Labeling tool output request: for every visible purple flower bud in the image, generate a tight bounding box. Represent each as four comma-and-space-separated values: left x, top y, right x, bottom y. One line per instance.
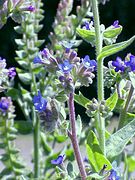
108, 169, 120, 180
59, 76, 66, 82
33, 56, 42, 64
125, 54, 135, 72
40, 48, 50, 59
82, 55, 97, 71
51, 155, 64, 165
58, 60, 73, 74
27, 5, 35, 12
65, 48, 70, 53
112, 57, 126, 72
33, 91, 47, 112
8, 67, 16, 78
112, 20, 120, 28
69, 51, 77, 60
0, 97, 10, 113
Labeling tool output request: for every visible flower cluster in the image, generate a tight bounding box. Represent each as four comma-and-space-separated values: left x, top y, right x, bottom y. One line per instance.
33, 48, 97, 92
111, 54, 135, 73
33, 91, 47, 112
33, 91, 59, 132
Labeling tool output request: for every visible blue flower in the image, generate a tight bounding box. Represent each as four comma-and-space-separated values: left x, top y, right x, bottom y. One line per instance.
8, 67, 16, 78
33, 91, 47, 112
112, 20, 120, 28
112, 57, 126, 72
33, 56, 42, 64
83, 21, 94, 30
82, 55, 97, 71
58, 60, 73, 74
125, 54, 135, 72
0, 97, 10, 113
108, 169, 120, 180
51, 155, 64, 165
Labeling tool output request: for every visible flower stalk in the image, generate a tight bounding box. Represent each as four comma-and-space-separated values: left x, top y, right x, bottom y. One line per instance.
68, 92, 87, 180
91, 0, 106, 155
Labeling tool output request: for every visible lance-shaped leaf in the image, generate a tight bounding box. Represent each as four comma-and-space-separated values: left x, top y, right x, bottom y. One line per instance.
106, 118, 135, 160
103, 26, 122, 38
86, 131, 112, 172
76, 28, 95, 45
97, 35, 135, 60
74, 91, 91, 108
105, 91, 118, 111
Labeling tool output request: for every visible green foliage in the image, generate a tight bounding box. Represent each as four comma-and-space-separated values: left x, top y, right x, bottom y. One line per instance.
74, 92, 91, 108
106, 118, 135, 160
106, 91, 118, 111
86, 131, 112, 172
97, 35, 135, 60
76, 28, 95, 46
0, 115, 26, 179
103, 26, 122, 39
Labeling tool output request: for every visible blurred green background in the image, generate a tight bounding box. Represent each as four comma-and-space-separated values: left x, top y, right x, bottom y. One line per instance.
0, 0, 135, 121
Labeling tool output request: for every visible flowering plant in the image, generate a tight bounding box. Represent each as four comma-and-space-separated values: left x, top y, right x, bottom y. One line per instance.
0, 0, 135, 179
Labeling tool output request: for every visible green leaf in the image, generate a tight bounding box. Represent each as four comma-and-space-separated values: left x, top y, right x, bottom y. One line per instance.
76, 28, 95, 45
6, 88, 19, 100
97, 35, 135, 60
127, 156, 135, 172
106, 118, 135, 159
74, 92, 91, 108
14, 121, 32, 134
106, 91, 118, 111
67, 162, 74, 177
12, 159, 25, 169
103, 26, 122, 38
0, 168, 11, 178
86, 131, 112, 172
40, 132, 52, 155
129, 72, 135, 89
16, 50, 27, 59
18, 72, 32, 85
54, 134, 68, 143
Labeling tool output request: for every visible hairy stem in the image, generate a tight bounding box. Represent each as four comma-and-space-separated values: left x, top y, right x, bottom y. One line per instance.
91, 0, 105, 155
68, 93, 87, 180
118, 84, 134, 129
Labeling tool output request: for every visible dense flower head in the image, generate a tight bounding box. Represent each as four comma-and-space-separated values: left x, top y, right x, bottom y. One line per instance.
58, 60, 73, 74
125, 54, 135, 72
112, 20, 120, 28
112, 57, 126, 72
108, 169, 120, 180
51, 155, 65, 165
82, 55, 97, 71
8, 67, 16, 78
33, 91, 47, 112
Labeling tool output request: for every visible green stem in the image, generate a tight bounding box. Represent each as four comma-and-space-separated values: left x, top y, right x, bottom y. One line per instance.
118, 84, 134, 129
91, 0, 105, 155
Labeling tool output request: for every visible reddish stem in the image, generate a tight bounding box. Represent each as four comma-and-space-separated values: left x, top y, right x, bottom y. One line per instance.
68, 93, 87, 180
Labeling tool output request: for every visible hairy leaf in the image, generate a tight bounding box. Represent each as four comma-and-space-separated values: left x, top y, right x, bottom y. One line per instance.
106, 118, 135, 159
74, 92, 91, 108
